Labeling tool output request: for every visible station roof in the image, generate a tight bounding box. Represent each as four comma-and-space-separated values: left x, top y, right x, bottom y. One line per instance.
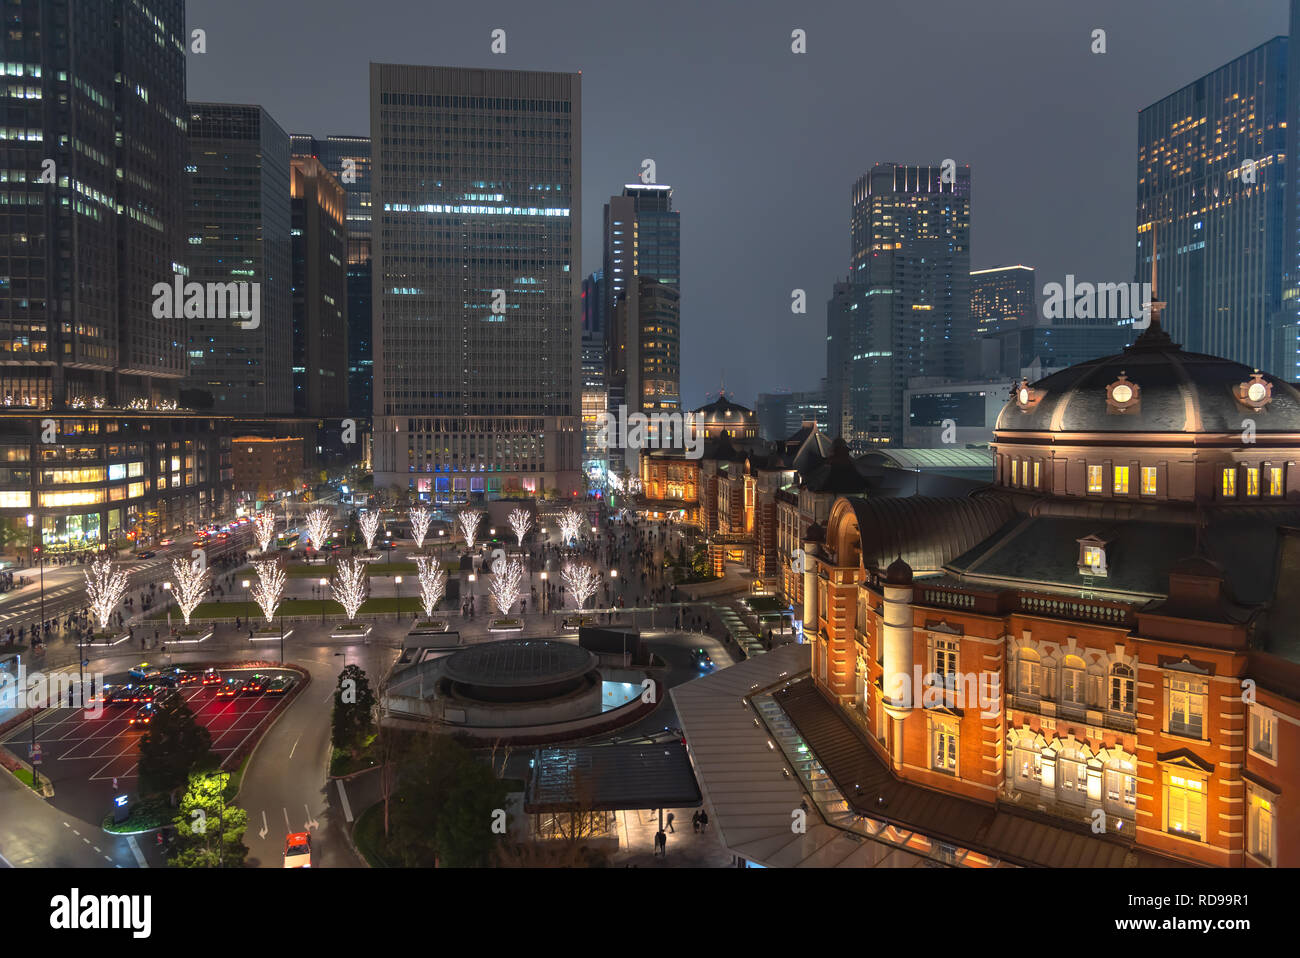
524, 743, 701, 812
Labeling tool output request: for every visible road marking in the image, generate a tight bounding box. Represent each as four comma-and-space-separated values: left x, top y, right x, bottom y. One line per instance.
126, 836, 148, 868
289, 735, 299, 759
336, 778, 354, 822
283, 807, 291, 831
71, 829, 79, 836
93, 846, 100, 853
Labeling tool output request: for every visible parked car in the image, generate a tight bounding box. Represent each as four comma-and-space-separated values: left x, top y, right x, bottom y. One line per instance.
201, 668, 223, 687
264, 676, 296, 695
215, 679, 244, 699
129, 703, 157, 726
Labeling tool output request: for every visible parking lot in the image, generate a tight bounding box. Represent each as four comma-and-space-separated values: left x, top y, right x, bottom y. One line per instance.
0, 667, 298, 784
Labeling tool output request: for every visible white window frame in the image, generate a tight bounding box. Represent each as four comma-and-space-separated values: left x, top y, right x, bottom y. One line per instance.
1246, 783, 1276, 865
1167, 676, 1206, 740
931, 719, 958, 776
1165, 771, 1206, 841
1249, 705, 1277, 764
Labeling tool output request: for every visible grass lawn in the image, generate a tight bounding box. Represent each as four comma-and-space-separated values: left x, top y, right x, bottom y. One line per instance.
148, 596, 427, 620
352, 801, 396, 868
10, 767, 41, 791
744, 595, 790, 614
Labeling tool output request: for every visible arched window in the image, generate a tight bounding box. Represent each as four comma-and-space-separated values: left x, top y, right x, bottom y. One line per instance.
1017, 648, 1040, 697
1062, 655, 1086, 707
1110, 663, 1135, 714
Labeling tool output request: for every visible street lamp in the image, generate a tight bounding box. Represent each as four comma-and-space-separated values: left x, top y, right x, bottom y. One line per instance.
26, 514, 44, 652
394, 575, 402, 621
540, 570, 547, 614
319, 577, 328, 624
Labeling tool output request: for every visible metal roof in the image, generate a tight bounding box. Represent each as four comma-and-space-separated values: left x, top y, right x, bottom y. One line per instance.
858, 447, 996, 472
525, 743, 701, 812
671, 645, 927, 868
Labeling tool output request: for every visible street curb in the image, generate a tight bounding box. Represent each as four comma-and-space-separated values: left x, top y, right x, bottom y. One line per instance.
228, 663, 312, 801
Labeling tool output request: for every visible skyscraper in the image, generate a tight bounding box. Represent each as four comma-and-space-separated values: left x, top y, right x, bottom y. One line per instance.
602, 184, 681, 468
290, 157, 349, 418
0, 0, 189, 408
839, 163, 972, 447
581, 271, 607, 470
0, 0, 233, 548
369, 64, 582, 501
1137, 37, 1287, 371
183, 103, 293, 415
291, 134, 373, 420
971, 265, 1037, 378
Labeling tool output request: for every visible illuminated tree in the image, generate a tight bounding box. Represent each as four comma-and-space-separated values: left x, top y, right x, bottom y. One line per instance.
488, 556, 525, 617
252, 512, 276, 553
606, 472, 623, 494
561, 561, 601, 612
332, 557, 368, 622
415, 555, 446, 619
409, 507, 432, 551
457, 509, 483, 552
359, 510, 381, 551
249, 559, 286, 626
85, 558, 129, 632
557, 508, 583, 546
305, 507, 333, 553
170, 556, 211, 627
507, 508, 533, 548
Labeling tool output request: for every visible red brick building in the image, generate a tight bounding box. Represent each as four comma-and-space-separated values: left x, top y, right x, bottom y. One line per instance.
799, 320, 1300, 866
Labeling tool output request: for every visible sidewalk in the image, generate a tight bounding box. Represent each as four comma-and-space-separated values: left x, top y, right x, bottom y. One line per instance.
610, 807, 734, 867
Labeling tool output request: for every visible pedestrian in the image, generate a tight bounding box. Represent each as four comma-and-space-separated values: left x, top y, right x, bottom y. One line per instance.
700, 810, 709, 831
654, 829, 666, 857
666, 812, 674, 833
692, 810, 701, 833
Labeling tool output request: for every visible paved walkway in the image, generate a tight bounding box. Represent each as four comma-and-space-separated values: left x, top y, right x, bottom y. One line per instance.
610, 807, 737, 868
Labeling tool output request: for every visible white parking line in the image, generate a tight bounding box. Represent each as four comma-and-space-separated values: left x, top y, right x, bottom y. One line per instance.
336, 779, 354, 823
126, 836, 148, 868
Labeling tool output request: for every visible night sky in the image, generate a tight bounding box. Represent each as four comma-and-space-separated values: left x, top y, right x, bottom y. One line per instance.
187, 0, 1284, 410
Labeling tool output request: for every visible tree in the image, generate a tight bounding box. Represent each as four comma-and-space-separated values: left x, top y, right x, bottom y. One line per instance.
169, 556, 210, 626
415, 555, 446, 619
409, 507, 432, 550
331, 664, 375, 757
359, 510, 381, 551
85, 557, 129, 631
457, 509, 483, 552
488, 556, 525, 617
561, 561, 601, 611
304, 507, 333, 553
169, 770, 248, 868
331, 557, 368, 621
507, 507, 533, 548
249, 558, 286, 625
138, 692, 216, 799
388, 734, 509, 867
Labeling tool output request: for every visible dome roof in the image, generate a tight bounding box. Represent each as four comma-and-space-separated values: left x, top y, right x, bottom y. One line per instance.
691, 393, 754, 424
995, 323, 1300, 435
885, 556, 913, 585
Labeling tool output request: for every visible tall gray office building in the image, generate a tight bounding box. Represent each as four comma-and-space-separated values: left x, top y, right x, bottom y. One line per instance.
835, 162, 972, 447
291, 134, 373, 419
370, 64, 582, 502
971, 264, 1035, 378
603, 185, 681, 427
0, 0, 188, 408
1137, 37, 1287, 372
183, 104, 292, 415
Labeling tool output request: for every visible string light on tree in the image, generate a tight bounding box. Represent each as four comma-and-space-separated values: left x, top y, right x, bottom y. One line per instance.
252, 512, 276, 553
359, 510, 381, 552
561, 561, 601, 612
332, 557, 368, 622
85, 558, 129, 632
507, 508, 533, 548
558, 508, 583, 546
249, 559, 286, 626
305, 508, 333, 553
415, 555, 446, 619
409, 507, 432, 551
458, 508, 483, 552
169, 556, 211, 627
488, 556, 526, 616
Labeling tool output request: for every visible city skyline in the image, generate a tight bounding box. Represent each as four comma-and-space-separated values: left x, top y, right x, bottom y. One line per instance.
183, 0, 1290, 408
